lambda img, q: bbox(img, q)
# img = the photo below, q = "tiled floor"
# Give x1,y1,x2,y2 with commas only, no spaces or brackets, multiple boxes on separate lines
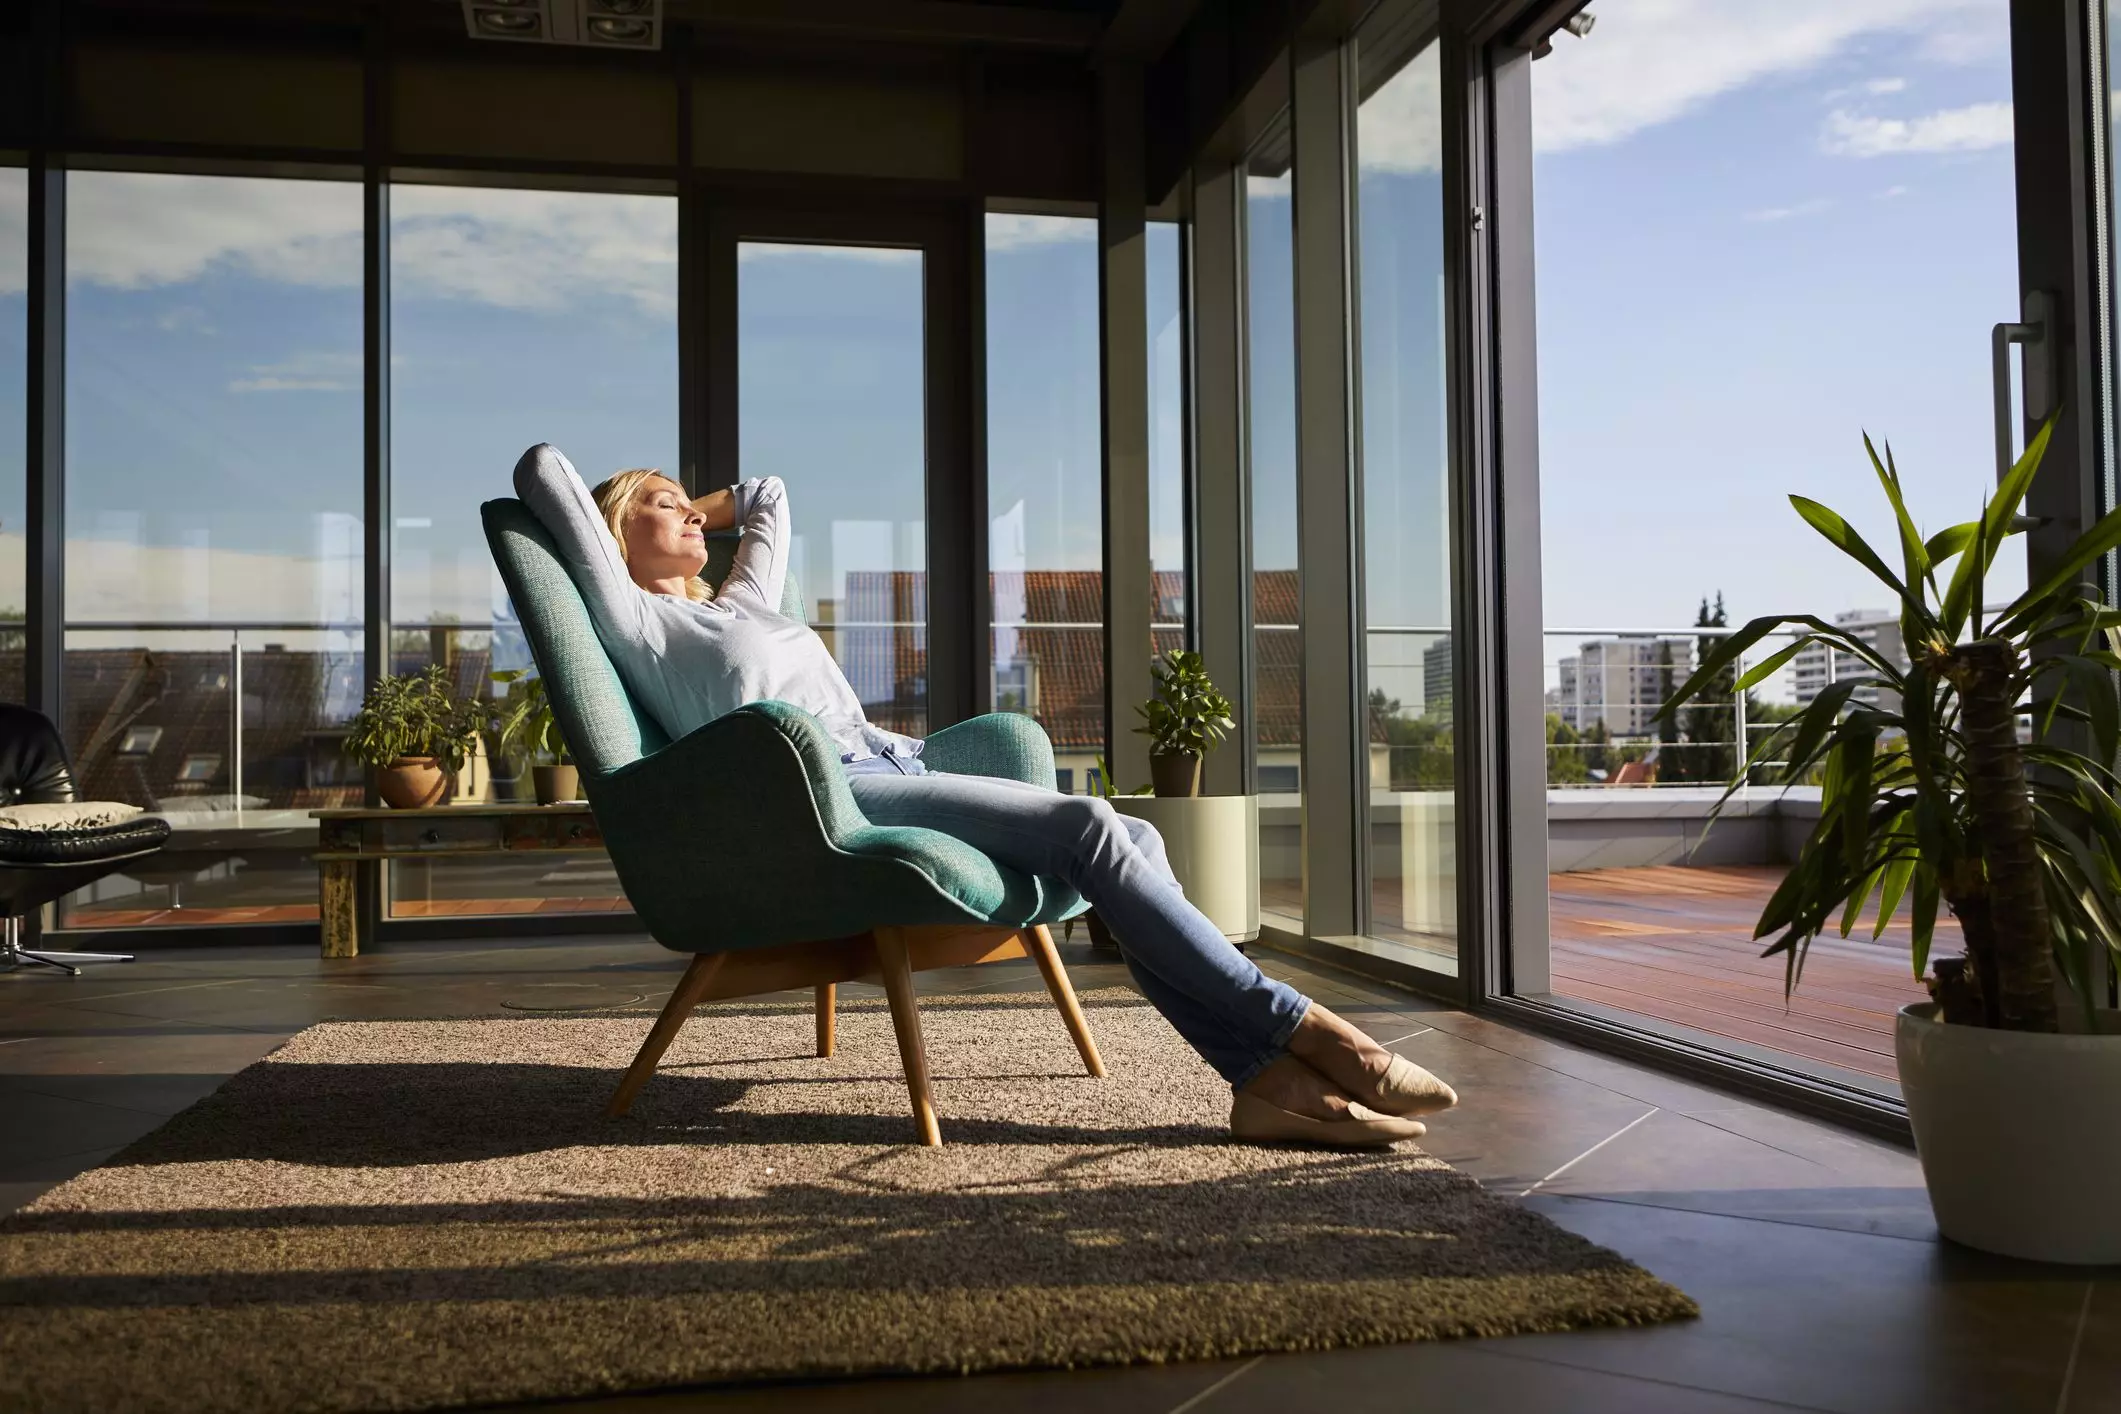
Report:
1,934,2113,1413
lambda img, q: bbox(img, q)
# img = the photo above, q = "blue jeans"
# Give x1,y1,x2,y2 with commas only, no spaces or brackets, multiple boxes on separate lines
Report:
847,771,1311,1088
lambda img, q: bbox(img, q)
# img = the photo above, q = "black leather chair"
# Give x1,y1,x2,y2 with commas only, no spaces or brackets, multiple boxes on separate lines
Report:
0,704,171,975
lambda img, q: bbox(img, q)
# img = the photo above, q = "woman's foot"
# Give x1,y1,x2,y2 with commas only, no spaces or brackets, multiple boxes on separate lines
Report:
1285,1004,1459,1118
1231,1057,1425,1148
1238,1054,1358,1121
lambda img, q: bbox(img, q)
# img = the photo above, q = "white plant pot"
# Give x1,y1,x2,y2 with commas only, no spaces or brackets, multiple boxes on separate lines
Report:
1896,1002,2121,1264
1110,795,1260,944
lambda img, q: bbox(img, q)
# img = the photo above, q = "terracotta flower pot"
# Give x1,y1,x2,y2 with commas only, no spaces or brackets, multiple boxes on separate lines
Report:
1149,752,1202,798
375,756,447,810
531,764,581,806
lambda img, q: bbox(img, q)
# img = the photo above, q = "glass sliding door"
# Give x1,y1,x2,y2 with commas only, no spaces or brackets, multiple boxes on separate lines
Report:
1356,32,1456,975
389,183,677,919
1515,1,2014,1090
61,171,364,928
984,214,1101,791
738,241,928,737
1247,140,1302,934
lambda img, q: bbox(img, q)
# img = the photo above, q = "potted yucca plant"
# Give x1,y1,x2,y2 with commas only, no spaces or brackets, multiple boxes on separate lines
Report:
343,664,485,809
1663,413,2121,1263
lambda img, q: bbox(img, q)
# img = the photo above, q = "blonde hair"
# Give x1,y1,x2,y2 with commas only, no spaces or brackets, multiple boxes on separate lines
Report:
591,468,714,603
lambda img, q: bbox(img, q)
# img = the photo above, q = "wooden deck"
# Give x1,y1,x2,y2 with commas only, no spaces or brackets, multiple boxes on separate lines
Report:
1548,865,1935,1081
1273,865,1933,1083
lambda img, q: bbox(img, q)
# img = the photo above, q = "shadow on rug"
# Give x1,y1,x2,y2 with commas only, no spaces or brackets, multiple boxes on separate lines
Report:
0,990,1696,1412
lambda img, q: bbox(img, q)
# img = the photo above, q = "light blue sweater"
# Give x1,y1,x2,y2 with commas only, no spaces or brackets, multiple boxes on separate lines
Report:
514,443,924,765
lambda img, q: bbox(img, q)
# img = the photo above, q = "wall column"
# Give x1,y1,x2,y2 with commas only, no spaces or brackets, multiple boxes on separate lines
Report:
1101,61,1155,792
1190,161,1254,797
1290,36,1366,938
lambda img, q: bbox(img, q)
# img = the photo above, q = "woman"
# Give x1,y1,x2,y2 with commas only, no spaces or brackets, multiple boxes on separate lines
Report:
517,443,1459,1146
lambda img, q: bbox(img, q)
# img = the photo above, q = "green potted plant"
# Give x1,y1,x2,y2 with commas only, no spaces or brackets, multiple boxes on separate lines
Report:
1133,650,1235,798
1663,414,2121,1264
343,664,485,810
490,669,578,805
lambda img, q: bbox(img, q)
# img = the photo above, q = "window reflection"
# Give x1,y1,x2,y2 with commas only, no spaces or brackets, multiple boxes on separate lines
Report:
985,214,1102,789
1149,219,1189,665
61,171,364,928
0,170,24,712
1247,148,1302,933
389,183,677,919
1357,38,1456,974
739,241,928,736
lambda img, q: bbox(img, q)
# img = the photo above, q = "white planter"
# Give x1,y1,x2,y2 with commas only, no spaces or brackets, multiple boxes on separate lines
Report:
1111,795,1260,943
1896,1003,2121,1264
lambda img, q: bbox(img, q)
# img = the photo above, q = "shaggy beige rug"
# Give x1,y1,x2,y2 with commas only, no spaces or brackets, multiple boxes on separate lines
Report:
0,990,1695,1412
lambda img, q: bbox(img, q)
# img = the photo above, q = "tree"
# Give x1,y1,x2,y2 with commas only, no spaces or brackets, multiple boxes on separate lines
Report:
1672,593,1736,783
1546,713,1589,785
1374,689,1453,790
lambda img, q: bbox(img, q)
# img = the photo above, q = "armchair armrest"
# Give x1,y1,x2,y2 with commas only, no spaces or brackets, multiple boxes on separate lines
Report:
919,713,1057,789
587,701,1037,952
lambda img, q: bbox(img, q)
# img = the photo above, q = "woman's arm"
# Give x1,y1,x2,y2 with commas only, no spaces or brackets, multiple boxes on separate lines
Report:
513,443,650,640
716,476,792,613
690,487,737,533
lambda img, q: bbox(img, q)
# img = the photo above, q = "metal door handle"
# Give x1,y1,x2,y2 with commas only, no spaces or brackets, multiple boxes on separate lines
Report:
1992,290,2056,484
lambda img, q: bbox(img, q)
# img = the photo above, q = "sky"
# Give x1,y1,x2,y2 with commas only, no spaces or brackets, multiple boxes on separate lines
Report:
0,182,1186,648
1527,0,2023,679
0,0,2040,723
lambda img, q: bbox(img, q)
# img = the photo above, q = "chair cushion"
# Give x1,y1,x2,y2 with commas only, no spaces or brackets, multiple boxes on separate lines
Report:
0,802,143,831
0,815,171,866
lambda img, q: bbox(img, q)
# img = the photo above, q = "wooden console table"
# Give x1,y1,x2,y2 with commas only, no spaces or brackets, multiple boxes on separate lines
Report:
311,803,607,958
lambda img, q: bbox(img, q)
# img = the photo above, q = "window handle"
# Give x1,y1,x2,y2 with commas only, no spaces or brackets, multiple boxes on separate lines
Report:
1993,290,2056,486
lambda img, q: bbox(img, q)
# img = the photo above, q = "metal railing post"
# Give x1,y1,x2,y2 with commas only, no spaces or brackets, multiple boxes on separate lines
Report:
229,631,243,806
1733,645,1748,797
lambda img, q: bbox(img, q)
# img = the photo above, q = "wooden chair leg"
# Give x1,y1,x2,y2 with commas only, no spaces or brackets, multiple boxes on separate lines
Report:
815,983,836,1057
607,953,726,1117
873,927,942,1147
1024,923,1106,1078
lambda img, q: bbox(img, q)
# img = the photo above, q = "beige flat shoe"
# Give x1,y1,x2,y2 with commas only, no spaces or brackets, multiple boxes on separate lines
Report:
1230,1091,1427,1149
1367,1054,1459,1118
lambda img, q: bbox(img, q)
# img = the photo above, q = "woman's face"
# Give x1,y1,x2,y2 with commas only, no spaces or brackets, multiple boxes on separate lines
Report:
622,475,707,589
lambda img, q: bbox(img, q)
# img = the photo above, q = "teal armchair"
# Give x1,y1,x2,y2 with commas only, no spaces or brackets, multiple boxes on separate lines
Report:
482,497,1100,1146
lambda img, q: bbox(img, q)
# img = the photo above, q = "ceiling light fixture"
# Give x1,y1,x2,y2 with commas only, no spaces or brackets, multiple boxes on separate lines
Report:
474,8,541,35
460,0,662,50
586,16,653,43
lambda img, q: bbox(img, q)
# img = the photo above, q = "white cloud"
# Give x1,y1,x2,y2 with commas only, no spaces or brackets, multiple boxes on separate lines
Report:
0,173,680,317
1866,76,1908,95
68,170,362,292
734,240,919,266
155,305,215,335
1744,198,1832,223
984,212,1094,250
1531,0,1999,154
1822,100,2013,156
390,183,676,315
1357,47,1443,175
228,349,359,394
1876,183,1911,199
